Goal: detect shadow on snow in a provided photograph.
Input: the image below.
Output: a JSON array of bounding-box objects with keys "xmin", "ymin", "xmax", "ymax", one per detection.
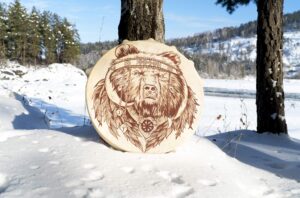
[
  {"xmin": 12, "ymin": 92, "xmax": 107, "ymax": 145},
  {"xmin": 207, "ymin": 130, "xmax": 300, "ymax": 182}
]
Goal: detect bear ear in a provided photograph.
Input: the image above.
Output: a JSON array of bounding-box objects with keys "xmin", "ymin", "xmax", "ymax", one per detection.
[
  {"xmin": 159, "ymin": 52, "xmax": 181, "ymax": 65},
  {"xmin": 115, "ymin": 44, "xmax": 139, "ymax": 58}
]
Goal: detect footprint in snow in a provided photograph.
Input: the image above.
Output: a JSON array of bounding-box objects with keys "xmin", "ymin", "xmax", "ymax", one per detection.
[
  {"xmin": 83, "ymin": 163, "xmax": 96, "ymax": 170},
  {"xmin": 38, "ymin": 148, "xmax": 50, "ymax": 153},
  {"xmin": 87, "ymin": 188, "xmax": 105, "ymax": 198},
  {"xmin": 71, "ymin": 188, "xmax": 88, "ymax": 198},
  {"xmin": 121, "ymin": 167, "xmax": 135, "ymax": 174},
  {"xmin": 29, "ymin": 165, "xmax": 40, "ymax": 170},
  {"xmin": 32, "ymin": 187, "xmax": 49, "ymax": 195},
  {"xmin": 197, "ymin": 179, "xmax": 218, "ymax": 187},
  {"xmin": 244, "ymin": 178, "xmax": 275, "ymax": 197},
  {"xmin": 81, "ymin": 171, "xmax": 104, "ymax": 182},
  {"xmin": 65, "ymin": 180, "xmax": 83, "ymax": 188},
  {"xmin": 141, "ymin": 164, "xmax": 156, "ymax": 172},
  {"xmin": 265, "ymin": 162, "xmax": 288, "ymax": 170},
  {"xmin": 262, "ymin": 188, "xmax": 275, "ymax": 196},
  {"xmin": 48, "ymin": 161, "xmax": 60, "ymax": 165},
  {"xmin": 170, "ymin": 184, "xmax": 194, "ymax": 198},
  {"xmin": 71, "ymin": 188, "xmax": 105, "ymax": 198},
  {"xmin": 156, "ymin": 171, "xmax": 185, "ymax": 184}
]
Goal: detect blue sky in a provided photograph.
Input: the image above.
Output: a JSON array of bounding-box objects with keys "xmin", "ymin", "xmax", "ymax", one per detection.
[{"xmin": 2, "ymin": 0, "xmax": 300, "ymax": 43}]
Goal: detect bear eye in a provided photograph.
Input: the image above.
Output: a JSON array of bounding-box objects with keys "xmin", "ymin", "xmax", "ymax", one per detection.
[
  {"xmin": 133, "ymin": 69, "xmax": 143, "ymax": 76},
  {"xmin": 158, "ymin": 72, "xmax": 168, "ymax": 80}
]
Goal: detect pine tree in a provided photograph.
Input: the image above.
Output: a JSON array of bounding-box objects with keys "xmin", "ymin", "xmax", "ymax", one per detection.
[
  {"xmin": 1, "ymin": 0, "xmax": 80, "ymax": 65},
  {"xmin": 39, "ymin": 11, "xmax": 55, "ymax": 64},
  {"xmin": 7, "ymin": 0, "xmax": 28, "ymax": 64},
  {"xmin": 0, "ymin": 3, "xmax": 8, "ymax": 60},
  {"xmin": 52, "ymin": 14, "xmax": 64, "ymax": 63},
  {"xmin": 27, "ymin": 7, "xmax": 41, "ymax": 65},
  {"xmin": 59, "ymin": 18, "xmax": 80, "ymax": 63},
  {"xmin": 53, "ymin": 15, "xmax": 79, "ymax": 63},
  {"xmin": 216, "ymin": 0, "xmax": 288, "ymax": 134}
]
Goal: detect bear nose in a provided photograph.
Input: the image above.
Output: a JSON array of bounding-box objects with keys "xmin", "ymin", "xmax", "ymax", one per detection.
[{"xmin": 144, "ymin": 84, "xmax": 157, "ymax": 92}]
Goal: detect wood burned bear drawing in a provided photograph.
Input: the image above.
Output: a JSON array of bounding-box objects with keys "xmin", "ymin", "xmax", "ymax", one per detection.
[{"xmin": 92, "ymin": 44, "xmax": 198, "ymax": 152}]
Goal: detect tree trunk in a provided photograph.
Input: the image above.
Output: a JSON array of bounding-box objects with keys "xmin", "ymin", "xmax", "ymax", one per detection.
[
  {"xmin": 256, "ymin": 0, "xmax": 287, "ymax": 134},
  {"xmin": 118, "ymin": 0, "xmax": 165, "ymax": 43},
  {"xmin": 22, "ymin": 41, "xmax": 26, "ymax": 64}
]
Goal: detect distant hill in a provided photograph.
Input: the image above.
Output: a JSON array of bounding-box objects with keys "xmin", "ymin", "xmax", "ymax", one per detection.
[
  {"xmin": 77, "ymin": 41, "xmax": 117, "ymax": 70},
  {"xmin": 79, "ymin": 10, "xmax": 300, "ymax": 79},
  {"xmin": 169, "ymin": 10, "xmax": 300, "ymax": 79},
  {"xmin": 168, "ymin": 10, "xmax": 300, "ymax": 48}
]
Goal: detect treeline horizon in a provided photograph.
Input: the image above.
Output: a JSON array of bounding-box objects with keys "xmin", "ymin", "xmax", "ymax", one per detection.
[
  {"xmin": 80, "ymin": 9, "xmax": 300, "ymax": 53},
  {"xmin": 0, "ymin": 0, "xmax": 80, "ymax": 65},
  {"xmin": 168, "ymin": 9, "xmax": 300, "ymax": 48}
]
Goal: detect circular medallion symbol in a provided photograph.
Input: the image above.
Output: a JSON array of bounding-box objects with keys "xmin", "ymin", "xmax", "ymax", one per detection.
[
  {"xmin": 115, "ymin": 108, "xmax": 124, "ymax": 117},
  {"xmin": 141, "ymin": 118, "xmax": 155, "ymax": 133}
]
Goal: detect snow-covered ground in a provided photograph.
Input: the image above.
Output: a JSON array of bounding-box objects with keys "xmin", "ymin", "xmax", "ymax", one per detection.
[
  {"xmin": 0, "ymin": 61, "xmax": 89, "ymax": 128},
  {"xmin": 1, "ymin": 62, "xmax": 300, "ymax": 197}
]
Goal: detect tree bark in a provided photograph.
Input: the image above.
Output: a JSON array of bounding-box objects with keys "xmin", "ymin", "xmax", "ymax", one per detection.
[
  {"xmin": 118, "ymin": 0, "xmax": 165, "ymax": 43},
  {"xmin": 256, "ymin": 0, "xmax": 287, "ymax": 134}
]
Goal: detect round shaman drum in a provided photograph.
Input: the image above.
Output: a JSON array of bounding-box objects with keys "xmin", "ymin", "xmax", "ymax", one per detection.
[{"xmin": 86, "ymin": 39, "xmax": 204, "ymax": 153}]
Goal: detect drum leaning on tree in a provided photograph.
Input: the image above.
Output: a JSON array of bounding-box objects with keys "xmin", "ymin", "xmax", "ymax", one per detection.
[{"xmin": 86, "ymin": 39, "xmax": 204, "ymax": 153}]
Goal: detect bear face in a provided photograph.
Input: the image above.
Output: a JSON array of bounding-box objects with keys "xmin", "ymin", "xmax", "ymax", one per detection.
[{"xmin": 109, "ymin": 66, "xmax": 185, "ymax": 118}]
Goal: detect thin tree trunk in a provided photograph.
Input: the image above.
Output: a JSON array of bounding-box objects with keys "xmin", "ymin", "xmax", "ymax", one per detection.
[
  {"xmin": 256, "ymin": 0, "xmax": 287, "ymax": 134},
  {"xmin": 22, "ymin": 42, "xmax": 26, "ymax": 64},
  {"xmin": 118, "ymin": 0, "xmax": 165, "ymax": 43}
]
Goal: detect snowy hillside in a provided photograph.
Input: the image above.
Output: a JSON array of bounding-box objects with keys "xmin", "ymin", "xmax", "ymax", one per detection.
[
  {"xmin": 0, "ymin": 61, "xmax": 89, "ymax": 128},
  {"xmin": 1, "ymin": 62, "xmax": 300, "ymax": 197},
  {"xmin": 185, "ymin": 31, "xmax": 300, "ymax": 78}
]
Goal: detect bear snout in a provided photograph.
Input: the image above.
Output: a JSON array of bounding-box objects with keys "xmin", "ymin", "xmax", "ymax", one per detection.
[{"xmin": 143, "ymin": 84, "xmax": 158, "ymax": 99}]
